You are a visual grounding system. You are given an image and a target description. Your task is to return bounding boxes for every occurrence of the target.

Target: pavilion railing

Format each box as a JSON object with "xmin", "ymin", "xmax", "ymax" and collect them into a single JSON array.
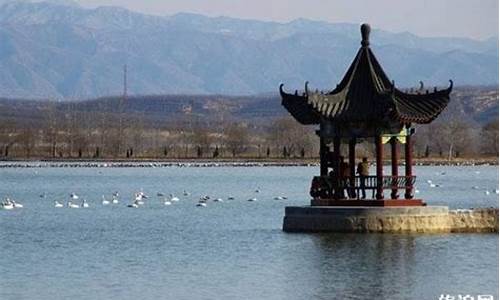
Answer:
[{"xmin": 310, "ymin": 175, "xmax": 416, "ymax": 199}]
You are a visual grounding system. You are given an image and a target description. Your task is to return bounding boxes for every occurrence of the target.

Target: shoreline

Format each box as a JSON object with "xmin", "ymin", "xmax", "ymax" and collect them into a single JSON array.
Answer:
[{"xmin": 0, "ymin": 157, "xmax": 497, "ymax": 168}]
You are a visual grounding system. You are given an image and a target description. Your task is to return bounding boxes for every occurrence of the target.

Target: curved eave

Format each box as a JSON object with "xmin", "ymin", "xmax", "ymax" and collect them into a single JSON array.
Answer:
[
  {"xmin": 391, "ymin": 80, "xmax": 453, "ymax": 124},
  {"xmin": 280, "ymin": 84, "xmax": 320, "ymax": 125}
]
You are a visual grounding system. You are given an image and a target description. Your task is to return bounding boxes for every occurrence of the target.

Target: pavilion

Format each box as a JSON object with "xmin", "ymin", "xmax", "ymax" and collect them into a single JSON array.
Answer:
[{"xmin": 279, "ymin": 23, "xmax": 452, "ymax": 207}]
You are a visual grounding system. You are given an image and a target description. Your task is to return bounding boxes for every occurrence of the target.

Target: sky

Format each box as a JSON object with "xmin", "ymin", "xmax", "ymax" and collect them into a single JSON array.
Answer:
[{"xmin": 70, "ymin": 0, "xmax": 499, "ymax": 40}]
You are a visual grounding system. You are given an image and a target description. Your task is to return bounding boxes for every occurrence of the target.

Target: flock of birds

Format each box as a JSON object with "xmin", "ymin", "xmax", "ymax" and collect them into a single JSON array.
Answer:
[
  {"xmin": 1, "ymin": 170, "xmax": 497, "ymax": 210},
  {"xmin": 421, "ymin": 170, "xmax": 500, "ymax": 196},
  {"xmin": 0, "ymin": 188, "xmax": 289, "ymax": 210}
]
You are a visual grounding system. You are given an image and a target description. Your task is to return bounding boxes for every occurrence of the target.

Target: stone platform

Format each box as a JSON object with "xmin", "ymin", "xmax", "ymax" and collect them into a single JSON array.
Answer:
[
  {"xmin": 310, "ymin": 199, "xmax": 425, "ymax": 206},
  {"xmin": 283, "ymin": 206, "xmax": 498, "ymax": 233}
]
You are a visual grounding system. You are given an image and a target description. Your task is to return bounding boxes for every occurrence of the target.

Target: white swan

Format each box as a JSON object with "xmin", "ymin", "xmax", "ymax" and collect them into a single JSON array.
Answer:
[
  {"xmin": 102, "ymin": 195, "xmax": 110, "ymax": 205},
  {"xmin": 170, "ymin": 194, "xmax": 180, "ymax": 202},
  {"xmin": 54, "ymin": 200, "xmax": 64, "ymax": 208},
  {"xmin": 127, "ymin": 201, "xmax": 139, "ymax": 208},
  {"xmin": 495, "ymin": 189, "xmax": 499, "ymax": 194},
  {"xmin": 164, "ymin": 200, "xmax": 172, "ymax": 206},
  {"xmin": 112, "ymin": 196, "xmax": 119, "ymax": 204},
  {"xmin": 1, "ymin": 198, "xmax": 14, "ymax": 210},
  {"xmin": 134, "ymin": 193, "xmax": 145, "ymax": 205},
  {"xmin": 70, "ymin": 193, "xmax": 79, "ymax": 200},
  {"xmin": 67, "ymin": 201, "xmax": 79, "ymax": 208},
  {"xmin": 485, "ymin": 190, "xmax": 491, "ymax": 195},
  {"xmin": 81, "ymin": 200, "xmax": 89, "ymax": 208},
  {"xmin": 11, "ymin": 200, "xmax": 23, "ymax": 208}
]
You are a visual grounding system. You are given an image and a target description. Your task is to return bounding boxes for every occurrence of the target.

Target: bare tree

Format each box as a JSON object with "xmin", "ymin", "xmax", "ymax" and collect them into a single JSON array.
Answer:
[
  {"xmin": 267, "ymin": 117, "xmax": 316, "ymax": 158},
  {"xmin": 481, "ymin": 119, "xmax": 499, "ymax": 156},
  {"xmin": 224, "ymin": 122, "xmax": 250, "ymax": 157}
]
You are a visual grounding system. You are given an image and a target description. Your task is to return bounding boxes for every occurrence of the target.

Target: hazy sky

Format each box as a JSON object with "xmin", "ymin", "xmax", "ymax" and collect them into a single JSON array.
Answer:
[{"xmin": 72, "ymin": 0, "xmax": 498, "ymax": 40}]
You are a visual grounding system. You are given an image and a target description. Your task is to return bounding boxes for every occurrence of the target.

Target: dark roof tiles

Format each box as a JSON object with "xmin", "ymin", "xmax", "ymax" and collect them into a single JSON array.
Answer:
[{"xmin": 280, "ymin": 23, "xmax": 452, "ymax": 126}]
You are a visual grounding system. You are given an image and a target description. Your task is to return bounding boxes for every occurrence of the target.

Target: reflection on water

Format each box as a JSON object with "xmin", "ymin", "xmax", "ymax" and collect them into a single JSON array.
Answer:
[
  {"xmin": 291, "ymin": 233, "xmax": 498, "ymax": 300},
  {"xmin": 309, "ymin": 234, "xmax": 418, "ymax": 299}
]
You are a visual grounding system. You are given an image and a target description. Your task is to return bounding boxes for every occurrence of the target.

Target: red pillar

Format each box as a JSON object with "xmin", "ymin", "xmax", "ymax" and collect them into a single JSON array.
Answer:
[
  {"xmin": 333, "ymin": 136, "xmax": 342, "ymax": 199},
  {"xmin": 375, "ymin": 136, "xmax": 384, "ymax": 200},
  {"xmin": 405, "ymin": 133, "xmax": 414, "ymax": 199},
  {"xmin": 390, "ymin": 137, "xmax": 399, "ymax": 199},
  {"xmin": 349, "ymin": 138, "xmax": 356, "ymax": 199}
]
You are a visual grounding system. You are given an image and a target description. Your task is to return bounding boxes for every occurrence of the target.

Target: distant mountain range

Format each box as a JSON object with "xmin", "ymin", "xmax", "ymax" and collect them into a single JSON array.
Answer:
[
  {"xmin": 0, "ymin": 1, "xmax": 497, "ymax": 99},
  {"xmin": 0, "ymin": 87, "xmax": 497, "ymax": 128}
]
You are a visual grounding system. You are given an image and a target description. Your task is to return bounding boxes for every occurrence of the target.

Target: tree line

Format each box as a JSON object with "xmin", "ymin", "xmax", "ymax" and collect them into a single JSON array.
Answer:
[{"xmin": 0, "ymin": 99, "xmax": 497, "ymax": 160}]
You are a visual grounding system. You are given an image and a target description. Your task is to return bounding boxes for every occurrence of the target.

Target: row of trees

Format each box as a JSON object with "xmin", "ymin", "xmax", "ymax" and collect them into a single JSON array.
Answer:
[{"xmin": 0, "ymin": 104, "xmax": 497, "ymax": 160}]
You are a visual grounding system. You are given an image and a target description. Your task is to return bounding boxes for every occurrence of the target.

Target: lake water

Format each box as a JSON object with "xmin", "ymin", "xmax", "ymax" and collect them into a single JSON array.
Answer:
[{"xmin": 0, "ymin": 165, "xmax": 498, "ymax": 300}]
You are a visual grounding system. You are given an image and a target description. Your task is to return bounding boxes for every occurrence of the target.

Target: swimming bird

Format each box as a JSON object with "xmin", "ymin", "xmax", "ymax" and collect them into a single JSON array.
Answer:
[
  {"xmin": 472, "ymin": 186, "xmax": 480, "ymax": 190},
  {"xmin": 11, "ymin": 200, "xmax": 23, "ymax": 208},
  {"xmin": 183, "ymin": 190, "xmax": 190, "ymax": 196},
  {"xmin": 127, "ymin": 200, "xmax": 139, "ymax": 208},
  {"xmin": 248, "ymin": 197, "xmax": 257, "ymax": 202},
  {"xmin": 170, "ymin": 194, "xmax": 180, "ymax": 202},
  {"xmin": 134, "ymin": 193, "xmax": 145, "ymax": 205},
  {"xmin": 157, "ymin": 192, "xmax": 165, "ymax": 197},
  {"xmin": 495, "ymin": 189, "xmax": 499, "ymax": 194},
  {"xmin": 67, "ymin": 201, "xmax": 79, "ymax": 208},
  {"xmin": 102, "ymin": 195, "xmax": 110, "ymax": 205},
  {"xmin": 485, "ymin": 190, "xmax": 490, "ymax": 195},
  {"xmin": 164, "ymin": 199, "xmax": 172, "ymax": 206},
  {"xmin": 113, "ymin": 191, "xmax": 119, "ymax": 198},
  {"xmin": 414, "ymin": 189, "xmax": 420, "ymax": 194},
  {"xmin": 196, "ymin": 202, "xmax": 207, "ymax": 207},
  {"xmin": 70, "ymin": 193, "xmax": 79, "ymax": 200},
  {"xmin": 426, "ymin": 180, "xmax": 432, "ymax": 184},
  {"xmin": 81, "ymin": 199, "xmax": 89, "ymax": 208},
  {"xmin": 111, "ymin": 195, "xmax": 119, "ymax": 204},
  {"xmin": 227, "ymin": 196, "xmax": 235, "ymax": 200},
  {"xmin": 54, "ymin": 201, "xmax": 64, "ymax": 208},
  {"xmin": 214, "ymin": 198, "xmax": 223, "ymax": 202},
  {"xmin": 1, "ymin": 198, "xmax": 14, "ymax": 210},
  {"xmin": 255, "ymin": 188, "xmax": 260, "ymax": 193}
]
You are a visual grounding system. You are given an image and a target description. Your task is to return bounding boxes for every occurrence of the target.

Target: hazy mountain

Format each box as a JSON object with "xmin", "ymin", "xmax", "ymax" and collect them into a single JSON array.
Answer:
[{"xmin": 0, "ymin": 1, "xmax": 497, "ymax": 99}]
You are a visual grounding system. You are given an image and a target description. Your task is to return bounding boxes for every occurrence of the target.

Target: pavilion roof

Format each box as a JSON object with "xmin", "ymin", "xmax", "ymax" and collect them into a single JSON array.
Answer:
[{"xmin": 280, "ymin": 23, "xmax": 452, "ymax": 126}]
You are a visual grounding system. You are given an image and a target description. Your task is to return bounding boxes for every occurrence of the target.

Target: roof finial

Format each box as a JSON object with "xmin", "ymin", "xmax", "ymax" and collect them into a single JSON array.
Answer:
[{"xmin": 361, "ymin": 23, "xmax": 371, "ymax": 47}]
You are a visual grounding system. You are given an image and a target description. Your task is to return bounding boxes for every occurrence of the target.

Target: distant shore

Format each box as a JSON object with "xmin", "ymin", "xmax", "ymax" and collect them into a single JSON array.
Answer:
[{"xmin": 0, "ymin": 157, "xmax": 497, "ymax": 168}]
